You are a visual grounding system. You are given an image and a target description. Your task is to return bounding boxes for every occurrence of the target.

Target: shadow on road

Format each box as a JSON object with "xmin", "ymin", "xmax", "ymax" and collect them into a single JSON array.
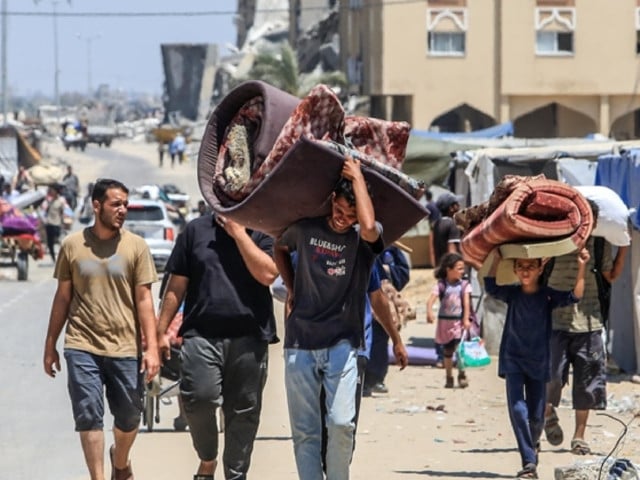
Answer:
[
  {"xmin": 395, "ymin": 469, "xmax": 513, "ymax": 478},
  {"xmin": 256, "ymin": 435, "xmax": 291, "ymax": 442}
]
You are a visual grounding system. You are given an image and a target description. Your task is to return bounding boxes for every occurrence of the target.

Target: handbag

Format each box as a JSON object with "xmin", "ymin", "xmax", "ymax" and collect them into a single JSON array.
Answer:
[{"xmin": 457, "ymin": 330, "xmax": 491, "ymax": 369}]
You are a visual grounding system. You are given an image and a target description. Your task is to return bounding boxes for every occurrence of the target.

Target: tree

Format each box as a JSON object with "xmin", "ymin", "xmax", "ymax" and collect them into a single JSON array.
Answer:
[{"xmin": 243, "ymin": 43, "xmax": 347, "ymax": 98}]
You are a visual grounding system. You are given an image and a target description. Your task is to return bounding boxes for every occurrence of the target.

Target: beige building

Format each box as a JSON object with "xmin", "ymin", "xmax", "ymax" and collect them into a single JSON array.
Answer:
[{"xmin": 340, "ymin": 0, "xmax": 640, "ymax": 138}]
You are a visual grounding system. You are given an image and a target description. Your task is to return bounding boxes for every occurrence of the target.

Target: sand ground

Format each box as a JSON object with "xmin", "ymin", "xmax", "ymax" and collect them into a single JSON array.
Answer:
[{"xmin": 43, "ymin": 137, "xmax": 640, "ymax": 479}]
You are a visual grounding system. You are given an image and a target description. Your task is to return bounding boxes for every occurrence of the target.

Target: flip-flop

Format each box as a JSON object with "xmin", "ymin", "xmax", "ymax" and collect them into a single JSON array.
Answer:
[
  {"xmin": 544, "ymin": 408, "xmax": 563, "ymax": 446},
  {"xmin": 516, "ymin": 463, "xmax": 538, "ymax": 478},
  {"xmin": 570, "ymin": 439, "xmax": 591, "ymax": 455}
]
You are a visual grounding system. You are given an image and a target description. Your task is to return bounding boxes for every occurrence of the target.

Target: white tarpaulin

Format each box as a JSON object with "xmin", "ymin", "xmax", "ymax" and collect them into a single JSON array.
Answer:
[{"xmin": 0, "ymin": 136, "xmax": 18, "ymax": 182}]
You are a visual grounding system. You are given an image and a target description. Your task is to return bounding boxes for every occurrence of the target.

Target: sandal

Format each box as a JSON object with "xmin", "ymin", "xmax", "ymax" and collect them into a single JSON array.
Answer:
[
  {"xmin": 516, "ymin": 463, "xmax": 538, "ymax": 478},
  {"xmin": 544, "ymin": 408, "xmax": 563, "ymax": 446},
  {"xmin": 445, "ymin": 376, "xmax": 454, "ymax": 388},
  {"xmin": 570, "ymin": 438, "xmax": 591, "ymax": 455},
  {"xmin": 457, "ymin": 371, "xmax": 469, "ymax": 388},
  {"xmin": 109, "ymin": 445, "xmax": 134, "ymax": 480}
]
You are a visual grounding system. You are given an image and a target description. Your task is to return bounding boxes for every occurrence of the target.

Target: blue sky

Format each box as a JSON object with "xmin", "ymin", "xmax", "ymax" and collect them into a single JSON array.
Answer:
[{"xmin": 5, "ymin": 1, "xmax": 237, "ymax": 97}]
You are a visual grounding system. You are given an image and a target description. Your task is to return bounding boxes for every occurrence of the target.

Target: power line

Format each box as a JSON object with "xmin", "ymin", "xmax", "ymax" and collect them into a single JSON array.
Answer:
[
  {"xmin": 7, "ymin": 1, "xmax": 422, "ymax": 18},
  {"xmin": 8, "ymin": 10, "xmax": 238, "ymax": 17}
]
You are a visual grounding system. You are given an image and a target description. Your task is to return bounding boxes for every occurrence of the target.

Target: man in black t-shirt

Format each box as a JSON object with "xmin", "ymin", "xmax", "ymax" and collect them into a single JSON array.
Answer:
[
  {"xmin": 156, "ymin": 213, "xmax": 279, "ymax": 480},
  {"xmin": 429, "ymin": 192, "xmax": 463, "ymax": 267}
]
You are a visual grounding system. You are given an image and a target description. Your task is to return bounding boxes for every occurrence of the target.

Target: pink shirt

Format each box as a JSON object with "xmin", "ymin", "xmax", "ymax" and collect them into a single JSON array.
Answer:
[{"xmin": 431, "ymin": 280, "xmax": 472, "ymax": 344}]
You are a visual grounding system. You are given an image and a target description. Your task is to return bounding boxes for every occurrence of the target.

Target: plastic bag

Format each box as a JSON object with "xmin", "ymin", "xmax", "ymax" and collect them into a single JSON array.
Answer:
[{"xmin": 457, "ymin": 335, "xmax": 491, "ymax": 369}]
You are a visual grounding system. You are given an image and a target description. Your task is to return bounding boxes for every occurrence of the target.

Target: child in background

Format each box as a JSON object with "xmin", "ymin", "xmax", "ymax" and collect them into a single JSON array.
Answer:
[
  {"xmin": 484, "ymin": 249, "xmax": 589, "ymax": 479},
  {"xmin": 426, "ymin": 252, "xmax": 471, "ymax": 388}
]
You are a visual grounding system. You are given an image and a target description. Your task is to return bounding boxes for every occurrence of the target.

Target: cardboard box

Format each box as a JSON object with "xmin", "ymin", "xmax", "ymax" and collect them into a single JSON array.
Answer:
[
  {"xmin": 499, "ymin": 237, "xmax": 578, "ymax": 259},
  {"xmin": 398, "ymin": 234, "xmax": 432, "ymax": 268},
  {"xmin": 478, "ymin": 237, "xmax": 578, "ymax": 285},
  {"xmin": 399, "ymin": 219, "xmax": 432, "ymax": 268}
]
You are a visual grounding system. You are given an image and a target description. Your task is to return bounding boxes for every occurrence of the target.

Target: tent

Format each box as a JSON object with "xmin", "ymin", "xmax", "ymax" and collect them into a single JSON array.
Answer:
[
  {"xmin": 456, "ymin": 141, "xmax": 640, "ymax": 374},
  {"xmin": 594, "ymin": 149, "xmax": 640, "ymax": 373},
  {"xmin": 411, "ymin": 121, "xmax": 514, "ymax": 140}
]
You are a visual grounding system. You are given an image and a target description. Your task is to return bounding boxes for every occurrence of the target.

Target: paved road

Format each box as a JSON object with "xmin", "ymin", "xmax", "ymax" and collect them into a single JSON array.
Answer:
[{"xmin": 0, "ymin": 138, "xmax": 201, "ymax": 479}]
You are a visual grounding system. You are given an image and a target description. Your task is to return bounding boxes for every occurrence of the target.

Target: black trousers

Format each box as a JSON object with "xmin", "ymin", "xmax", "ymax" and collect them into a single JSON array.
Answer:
[
  {"xmin": 180, "ymin": 335, "xmax": 268, "ymax": 480},
  {"xmin": 365, "ymin": 321, "xmax": 390, "ymax": 387},
  {"xmin": 45, "ymin": 224, "xmax": 61, "ymax": 262}
]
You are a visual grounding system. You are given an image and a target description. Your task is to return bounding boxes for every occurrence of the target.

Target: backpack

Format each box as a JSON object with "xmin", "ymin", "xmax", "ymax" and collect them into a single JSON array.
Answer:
[
  {"xmin": 540, "ymin": 237, "xmax": 610, "ymax": 326},
  {"xmin": 437, "ymin": 279, "xmax": 481, "ymax": 337}
]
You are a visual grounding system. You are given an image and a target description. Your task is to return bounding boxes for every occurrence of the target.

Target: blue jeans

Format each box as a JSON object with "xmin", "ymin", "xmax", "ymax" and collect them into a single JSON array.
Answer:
[
  {"xmin": 505, "ymin": 372, "xmax": 545, "ymax": 467},
  {"xmin": 285, "ymin": 340, "xmax": 358, "ymax": 480}
]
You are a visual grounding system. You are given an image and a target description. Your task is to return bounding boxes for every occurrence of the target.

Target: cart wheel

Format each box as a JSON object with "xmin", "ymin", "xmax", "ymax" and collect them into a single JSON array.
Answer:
[
  {"xmin": 155, "ymin": 396, "xmax": 160, "ymax": 424},
  {"xmin": 16, "ymin": 251, "xmax": 28, "ymax": 281},
  {"xmin": 144, "ymin": 389, "xmax": 154, "ymax": 432}
]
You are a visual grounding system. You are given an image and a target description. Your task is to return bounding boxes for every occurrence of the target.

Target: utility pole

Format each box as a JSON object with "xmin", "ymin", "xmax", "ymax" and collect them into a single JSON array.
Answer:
[
  {"xmin": 1, "ymin": 0, "xmax": 8, "ymax": 125},
  {"xmin": 35, "ymin": 0, "xmax": 68, "ymax": 125},
  {"xmin": 77, "ymin": 33, "xmax": 101, "ymax": 97},
  {"xmin": 52, "ymin": 0, "xmax": 60, "ymax": 125}
]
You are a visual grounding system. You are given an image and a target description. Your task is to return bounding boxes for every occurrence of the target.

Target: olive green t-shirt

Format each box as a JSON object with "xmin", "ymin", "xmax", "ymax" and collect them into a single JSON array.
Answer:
[
  {"xmin": 548, "ymin": 237, "xmax": 613, "ymax": 333},
  {"xmin": 54, "ymin": 228, "xmax": 158, "ymax": 357}
]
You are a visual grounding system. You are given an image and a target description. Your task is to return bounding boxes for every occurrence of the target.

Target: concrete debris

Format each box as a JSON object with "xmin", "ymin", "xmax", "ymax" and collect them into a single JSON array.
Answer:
[
  {"xmin": 554, "ymin": 457, "xmax": 638, "ymax": 479},
  {"xmin": 296, "ymin": 9, "xmax": 339, "ymax": 74}
]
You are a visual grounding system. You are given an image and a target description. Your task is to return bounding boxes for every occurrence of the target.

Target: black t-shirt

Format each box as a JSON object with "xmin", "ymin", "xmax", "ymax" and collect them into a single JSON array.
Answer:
[
  {"xmin": 165, "ymin": 214, "xmax": 277, "ymax": 343},
  {"xmin": 278, "ymin": 217, "xmax": 383, "ymax": 350},
  {"xmin": 432, "ymin": 216, "xmax": 461, "ymax": 266}
]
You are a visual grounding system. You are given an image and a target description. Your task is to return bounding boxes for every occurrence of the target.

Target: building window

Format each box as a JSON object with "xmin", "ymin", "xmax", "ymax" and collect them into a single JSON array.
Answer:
[
  {"xmin": 427, "ymin": 8, "xmax": 467, "ymax": 56},
  {"xmin": 428, "ymin": 32, "xmax": 465, "ymax": 54},
  {"xmin": 536, "ymin": 31, "xmax": 573, "ymax": 54},
  {"xmin": 535, "ymin": 7, "xmax": 575, "ymax": 56}
]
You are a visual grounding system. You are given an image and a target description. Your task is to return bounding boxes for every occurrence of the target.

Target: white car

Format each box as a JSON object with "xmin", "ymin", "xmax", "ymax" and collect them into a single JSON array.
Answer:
[{"xmin": 125, "ymin": 198, "xmax": 177, "ymax": 272}]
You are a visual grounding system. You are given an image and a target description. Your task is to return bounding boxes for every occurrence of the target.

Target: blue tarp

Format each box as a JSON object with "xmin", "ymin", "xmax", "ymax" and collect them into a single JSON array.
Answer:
[
  {"xmin": 596, "ymin": 149, "xmax": 640, "ymax": 229},
  {"xmin": 595, "ymin": 149, "xmax": 640, "ymax": 374},
  {"xmin": 411, "ymin": 121, "xmax": 514, "ymax": 140}
]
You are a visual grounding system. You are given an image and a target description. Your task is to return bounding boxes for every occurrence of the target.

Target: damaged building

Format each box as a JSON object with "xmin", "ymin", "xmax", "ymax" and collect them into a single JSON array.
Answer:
[
  {"xmin": 160, "ymin": 0, "xmax": 349, "ymax": 121},
  {"xmin": 160, "ymin": 44, "xmax": 219, "ymax": 122}
]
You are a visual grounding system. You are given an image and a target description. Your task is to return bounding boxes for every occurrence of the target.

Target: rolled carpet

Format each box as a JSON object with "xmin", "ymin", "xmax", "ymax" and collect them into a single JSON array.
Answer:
[
  {"xmin": 198, "ymin": 80, "xmax": 428, "ymax": 242},
  {"xmin": 460, "ymin": 176, "xmax": 593, "ymax": 270}
]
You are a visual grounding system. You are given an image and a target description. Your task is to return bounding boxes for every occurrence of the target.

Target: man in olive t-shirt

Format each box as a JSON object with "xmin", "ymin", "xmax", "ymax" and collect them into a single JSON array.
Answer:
[{"xmin": 43, "ymin": 178, "xmax": 159, "ymax": 480}]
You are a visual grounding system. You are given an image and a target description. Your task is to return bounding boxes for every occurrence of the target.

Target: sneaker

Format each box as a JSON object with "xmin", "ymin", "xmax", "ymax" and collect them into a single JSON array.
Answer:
[
  {"xmin": 371, "ymin": 382, "xmax": 389, "ymax": 394},
  {"xmin": 445, "ymin": 376, "xmax": 454, "ymax": 388},
  {"xmin": 362, "ymin": 386, "xmax": 373, "ymax": 397}
]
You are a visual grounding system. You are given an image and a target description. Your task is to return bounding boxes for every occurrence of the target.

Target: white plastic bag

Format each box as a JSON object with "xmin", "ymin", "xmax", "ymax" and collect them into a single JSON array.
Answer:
[{"xmin": 575, "ymin": 185, "xmax": 631, "ymax": 247}]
